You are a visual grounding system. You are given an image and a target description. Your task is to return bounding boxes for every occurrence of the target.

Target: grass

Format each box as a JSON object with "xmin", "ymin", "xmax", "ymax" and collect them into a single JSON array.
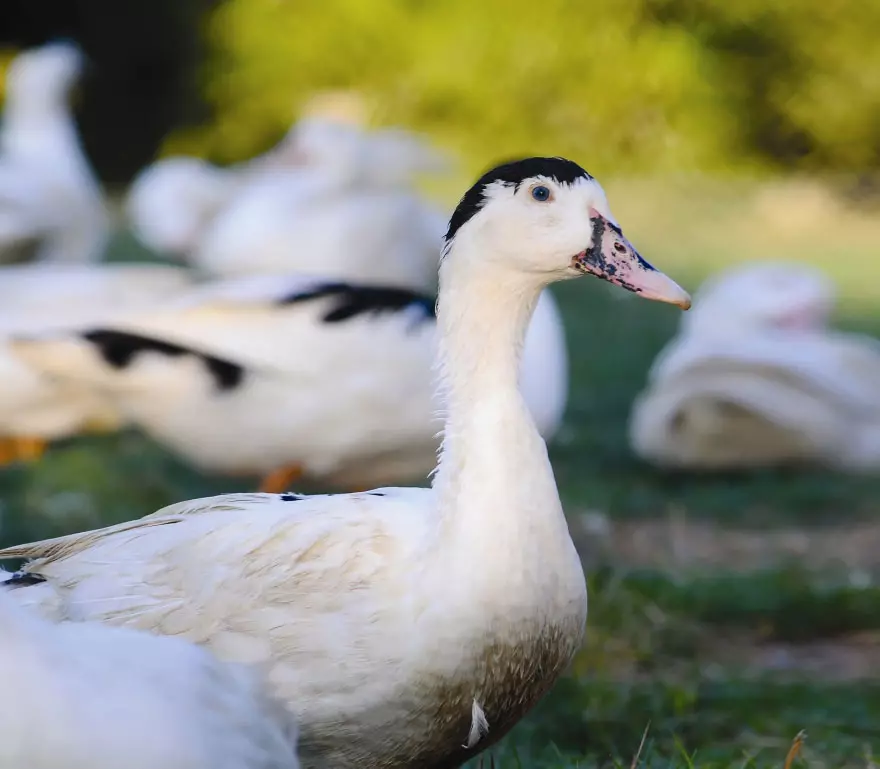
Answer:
[{"xmin": 4, "ymin": 176, "xmax": 880, "ymax": 766}]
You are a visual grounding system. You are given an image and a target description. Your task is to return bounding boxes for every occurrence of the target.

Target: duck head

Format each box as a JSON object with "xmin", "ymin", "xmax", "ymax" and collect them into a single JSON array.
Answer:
[
  {"xmin": 443, "ymin": 156, "xmax": 691, "ymax": 309},
  {"xmin": 5, "ymin": 41, "xmax": 85, "ymax": 107}
]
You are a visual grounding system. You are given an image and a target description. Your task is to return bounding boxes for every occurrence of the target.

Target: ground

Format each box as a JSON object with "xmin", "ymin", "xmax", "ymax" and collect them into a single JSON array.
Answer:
[{"xmin": 2, "ymin": 176, "xmax": 880, "ymax": 768}]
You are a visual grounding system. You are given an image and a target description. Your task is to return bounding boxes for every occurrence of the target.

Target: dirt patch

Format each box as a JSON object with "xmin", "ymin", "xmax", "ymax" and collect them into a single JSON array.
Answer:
[
  {"xmin": 704, "ymin": 632, "xmax": 880, "ymax": 681},
  {"xmin": 571, "ymin": 512, "xmax": 880, "ymax": 573}
]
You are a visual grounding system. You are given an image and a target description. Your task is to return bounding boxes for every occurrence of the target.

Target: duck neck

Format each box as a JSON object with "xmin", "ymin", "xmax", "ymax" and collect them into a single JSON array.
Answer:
[
  {"xmin": 431, "ymin": 249, "xmax": 571, "ymax": 560},
  {"xmin": 2, "ymin": 91, "xmax": 86, "ymax": 171}
]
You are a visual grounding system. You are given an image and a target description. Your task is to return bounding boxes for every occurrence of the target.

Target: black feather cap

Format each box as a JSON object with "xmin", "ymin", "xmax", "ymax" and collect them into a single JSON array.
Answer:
[{"xmin": 444, "ymin": 157, "xmax": 593, "ymax": 244}]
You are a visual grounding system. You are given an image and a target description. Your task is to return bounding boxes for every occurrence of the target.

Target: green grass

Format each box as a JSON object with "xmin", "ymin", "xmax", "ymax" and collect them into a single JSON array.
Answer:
[{"xmin": 4, "ymin": 177, "xmax": 880, "ymax": 767}]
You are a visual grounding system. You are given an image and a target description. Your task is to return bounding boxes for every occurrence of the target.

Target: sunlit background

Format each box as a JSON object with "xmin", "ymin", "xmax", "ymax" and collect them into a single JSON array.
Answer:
[{"xmin": 2, "ymin": 1, "xmax": 880, "ymax": 766}]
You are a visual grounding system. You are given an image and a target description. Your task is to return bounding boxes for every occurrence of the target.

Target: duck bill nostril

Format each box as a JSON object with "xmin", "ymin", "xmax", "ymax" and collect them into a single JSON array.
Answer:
[{"xmin": 572, "ymin": 214, "xmax": 692, "ymax": 310}]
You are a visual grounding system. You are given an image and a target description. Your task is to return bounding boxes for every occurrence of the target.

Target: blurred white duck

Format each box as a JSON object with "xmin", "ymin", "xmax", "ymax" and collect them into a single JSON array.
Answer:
[
  {"xmin": 123, "ymin": 118, "xmax": 316, "ymax": 259},
  {"xmin": 0, "ymin": 41, "xmax": 109, "ymax": 264},
  {"xmin": 124, "ymin": 90, "xmax": 441, "ymax": 269},
  {"xmin": 0, "ymin": 262, "xmax": 193, "ymax": 464},
  {"xmin": 0, "ymin": 158, "xmax": 691, "ymax": 769},
  {"xmin": 11, "ymin": 272, "xmax": 564, "ymax": 492},
  {"xmin": 189, "ymin": 116, "xmax": 449, "ymax": 288},
  {"xmin": 629, "ymin": 261, "xmax": 880, "ymax": 471},
  {"xmin": 0, "ymin": 592, "xmax": 299, "ymax": 769}
]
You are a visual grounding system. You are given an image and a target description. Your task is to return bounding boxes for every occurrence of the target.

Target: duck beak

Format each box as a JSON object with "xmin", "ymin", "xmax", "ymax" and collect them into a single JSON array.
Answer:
[{"xmin": 572, "ymin": 211, "xmax": 691, "ymax": 310}]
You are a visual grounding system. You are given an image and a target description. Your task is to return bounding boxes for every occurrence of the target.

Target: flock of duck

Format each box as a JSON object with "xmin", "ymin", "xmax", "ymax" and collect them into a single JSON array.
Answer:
[
  {"xmin": 0, "ymin": 38, "xmax": 878, "ymax": 769},
  {"xmin": 0, "ymin": 40, "xmax": 696, "ymax": 769},
  {"xmin": 0, "ymin": 42, "xmax": 569, "ymax": 493}
]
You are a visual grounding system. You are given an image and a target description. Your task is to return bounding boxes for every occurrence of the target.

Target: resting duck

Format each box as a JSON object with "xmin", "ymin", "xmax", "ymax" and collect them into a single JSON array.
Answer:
[
  {"xmin": 11, "ymin": 274, "xmax": 565, "ymax": 492},
  {"xmin": 188, "ymin": 118, "xmax": 448, "ymax": 288},
  {"xmin": 123, "ymin": 122, "xmax": 314, "ymax": 260},
  {"xmin": 0, "ymin": 157, "xmax": 690, "ymax": 769},
  {"xmin": 0, "ymin": 41, "xmax": 109, "ymax": 264},
  {"xmin": 0, "ymin": 591, "xmax": 299, "ymax": 769},
  {"xmin": 0, "ymin": 262, "xmax": 193, "ymax": 464},
  {"xmin": 629, "ymin": 261, "xmax": 880, "ymax": 470}
]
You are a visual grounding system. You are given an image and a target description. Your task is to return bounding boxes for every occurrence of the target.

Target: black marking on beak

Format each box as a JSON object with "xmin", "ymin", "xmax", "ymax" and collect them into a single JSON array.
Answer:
[
  {"xmin": 581, "ymin": 216, "xmax": 623, "ymax": 279},
  {"xmin": 583, "ymin": 216, "xmax": 612, "ymax": 273},
  {"xmin": 577, "ymin": 215, "xmax": 660, "ymax": 293}
]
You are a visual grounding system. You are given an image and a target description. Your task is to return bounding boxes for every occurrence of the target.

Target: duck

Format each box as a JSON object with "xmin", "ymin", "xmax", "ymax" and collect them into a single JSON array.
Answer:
[
  {"xmin": 629, "ymin": 261, "xmax": 880, "ymax": 470},
  {"xmin": 0, "ymin": 262, "xmax": 194, "ymax": 464},
  {"xmin": 10, "ymin": 272, "xmax": 566, "ymax": 492},
  {"xmin": 0, "ymin": 156, "xmax": 690, "ymax": 769},
  {"xmin": 125, "ymin": 95, "xmax": 443, "ymax": 268},
  {"xmin": 0, "ymin": 591, "xmax": 299, "ymax": 769},
  {"xmin": 123, "ymin": 123, "xmax": 314, "ymax": 261},
  {"xmin": 0, "ymin": 41, "xmax": 109, "ymax": 265},
  {"xmin": 188, "ymin": 117, "xmax": 449, "ymax": 289}
]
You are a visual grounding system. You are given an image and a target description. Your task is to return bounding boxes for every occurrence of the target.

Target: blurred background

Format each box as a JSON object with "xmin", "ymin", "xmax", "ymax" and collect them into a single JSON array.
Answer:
[{"xmin": 2, "ymin": 0, "xmax": 880, "ymax": 766}]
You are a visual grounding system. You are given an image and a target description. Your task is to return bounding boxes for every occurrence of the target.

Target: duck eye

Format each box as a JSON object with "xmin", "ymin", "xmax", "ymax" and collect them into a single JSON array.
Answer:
[{"xmin": 530, "ymin": 185, "xmax": 551, "ymax": 202}]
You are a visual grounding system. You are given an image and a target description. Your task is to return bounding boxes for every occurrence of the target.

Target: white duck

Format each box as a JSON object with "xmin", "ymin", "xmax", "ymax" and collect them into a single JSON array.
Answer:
[
  {"xmin": 0, "ymin": 41, "xmax": 109, "ymax": 264},
  {"xmin": 10, "ymin": 273, "xmax": 563, "ymax": 492},
  {"xmin": 0, "ymin": 157, "xmax": 691, "ymax": 769},
  {"xmin": 0, "ymin": 591, "xmax": 299, "ymax": 769},
  {"xmin": 123, "ymin": 124, "xmax": 315, "ymax": 260},
  {"xmin": 189, "ymin": 117, "xmax": 449, "ymax": 288},
  {"xmin": 629, "ymin": 261, "xmax": 880, "ymax": 470},
  {"xmin": 0, "ymin": 262, "xmax": 194, "ymax": 464},
  {"xmin": 124, "ymin": 95, "xmax": 441, "ymax": 267}
]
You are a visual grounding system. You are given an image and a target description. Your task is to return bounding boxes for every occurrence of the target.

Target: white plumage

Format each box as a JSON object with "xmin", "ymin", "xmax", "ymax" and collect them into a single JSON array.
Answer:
[
  {"xmin": 189, "ymin": 119, "xmax": 449, "ymax": 288},
  {"xmin": 629, "ymin": 261, "xmax": 880, "ymax": 471},
  {"xmin": 0, "ymin": 263, "xmax": 194, "ymax": 459},
  {"xmin": 8, "ymin": 273, "xmax": 564, "ymax": 490},
  {"xmin": 0, "ymin": 262, "xmax": 194, "ymax": 319},
  {"xmin": 0, "ymin": 158, "xmax": 691, "ymax": 768},
  {"xmin": 125, "ymin": 157, "xmax": 243, "ymax": 257},
  {"xmin": 123, "ymin": 125, "xmax": 308, "ymax": 260},
  {"xmin": 0, "ymin": 590, "xmax": 299, "ymax": 769},
  {"xmin": 0, "ymin": 42, "xmax": 109, "ymax": 264}
]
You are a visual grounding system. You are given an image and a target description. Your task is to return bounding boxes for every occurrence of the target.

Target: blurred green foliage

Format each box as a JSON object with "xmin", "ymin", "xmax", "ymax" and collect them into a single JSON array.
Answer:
[{"xmin": 165, "ymin": 0, "xmax": 879, "ymax": 176}]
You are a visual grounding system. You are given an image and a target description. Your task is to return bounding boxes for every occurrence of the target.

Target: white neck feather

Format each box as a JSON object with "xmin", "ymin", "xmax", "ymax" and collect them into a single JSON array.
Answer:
[{"xmin": 430, "ymin": 237, "xmax": 572, "ymax": 564}]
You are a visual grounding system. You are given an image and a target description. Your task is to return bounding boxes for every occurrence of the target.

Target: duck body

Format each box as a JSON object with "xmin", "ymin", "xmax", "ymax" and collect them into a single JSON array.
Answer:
[
  {"xmin": 9, "ymin": 276, "xmax": 437, "ymax": 482},
  {"xmin": 0, "ymin": 157, "xmax": 691, "ymax": 767},
  {"xmin": 192, "ymin": 171, "xmax": 444, "ymax": 289},
  {"xmin": 189, "ymin": 117, "xmax": 448, "ymax": 287},
  {"xmin": 629, "ymin": 261, "xmax": 880, "ymax": 470},
  {"xmin": 0, "ymin": 591, "xmax": 299, "ymax": 769},
  {"xmin": 3, "ymin": 488, "xmax": 584, "ymax": 768},
  {"xmin": 0, "ymin": 42, "xmax": 109, "ymax": 264},
  {"xmin": 630, "ymin": 327, "xmax": 880, "ymax": 471},
  {"xmin": 12, "ymin": 274, "xmax": 564, "ymax": 487}
]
